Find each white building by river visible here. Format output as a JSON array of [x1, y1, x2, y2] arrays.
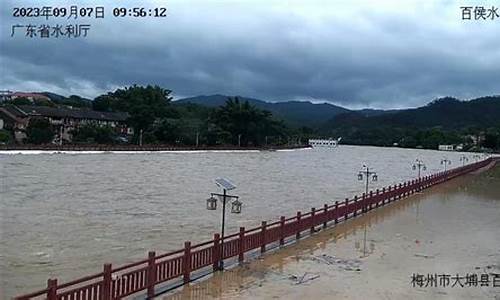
[[308, 138, 341, 148]]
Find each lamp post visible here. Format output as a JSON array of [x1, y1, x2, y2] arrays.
[[357, 165, 378, 195], [440, 158, 451, 172], [206, 178, 242, 270], [412, 159, 426, 178], [459, 155, 469, 166], [357, 165, 378, 257]]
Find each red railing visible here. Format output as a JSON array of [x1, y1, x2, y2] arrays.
[[13, 157, 498, 300]]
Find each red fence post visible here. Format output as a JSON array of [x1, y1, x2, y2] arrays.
[[239, 227, 245, 263], [369, 191, 373, 210], [47, 278, 57, 300], [353, 196, 358, 216], [384, 188, 388, 204], [261, 221, 267, 253], [147, 251, 156, 298], [280, 216, 285, 246], [310, 207, 316, 234], [213, 233, 220, 271], [344, 198, 349, 220], [183, 241, 191, 283], [323, 204, 328, 228], [335, 201, 339, 223], [296, 211, 302, 240], [375, 189, 380, 207], [102, 263, 112, 300]]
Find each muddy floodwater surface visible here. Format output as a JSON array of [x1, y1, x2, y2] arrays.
[[0, 146, 497, 298], [162, 165, 500, 300]]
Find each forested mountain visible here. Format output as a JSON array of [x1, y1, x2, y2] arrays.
[[323, 97, 500, 130], [41, 92, 93, 108], [4, 87, 499, 150], [320, 96, 500, 149], [175, 95, 350, 127]]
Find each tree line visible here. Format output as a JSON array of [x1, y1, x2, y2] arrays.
[[4, 85, 304, 146]]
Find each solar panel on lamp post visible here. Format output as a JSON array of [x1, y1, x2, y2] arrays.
[[459, 155, 469, 167], [356, 165, 378, 257], [358, 165, 378, 195], [441, 158, 451, 172], [205, 178, 241, 270], [412, 159, 426, 178]]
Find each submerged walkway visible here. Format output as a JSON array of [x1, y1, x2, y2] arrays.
[[13, 157, 498, 299], [161, 163, 500, 299]]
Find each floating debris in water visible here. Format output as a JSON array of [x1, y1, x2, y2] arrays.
[[288, 272, 320, 285], [296, 254, 362, 271], [414, 253, 435, 259]]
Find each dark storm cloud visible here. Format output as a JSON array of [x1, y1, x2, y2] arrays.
[[1, 0, 499, 108]]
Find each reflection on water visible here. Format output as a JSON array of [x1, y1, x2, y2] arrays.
[[161, 192, 427, 300], [161, 165, 500, 300], [0, 146, 492, 297]]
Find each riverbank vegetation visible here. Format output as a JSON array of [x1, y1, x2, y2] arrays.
[[90, 85, 299, 146], [2, 86, 500, 152]]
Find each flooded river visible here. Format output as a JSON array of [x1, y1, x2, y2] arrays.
[[162, 164, 500, 300], [0, 146, 492, 298]]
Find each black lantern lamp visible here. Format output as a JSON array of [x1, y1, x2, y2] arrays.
[[206, 195, 217, 210], [231, 198, 242, 214]]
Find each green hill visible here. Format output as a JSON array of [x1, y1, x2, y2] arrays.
[[320, 96, 500, 149], [175, 95, 351, 127]]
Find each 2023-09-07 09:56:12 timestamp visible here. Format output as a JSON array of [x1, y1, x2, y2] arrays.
[[113, 7, 167, 17]]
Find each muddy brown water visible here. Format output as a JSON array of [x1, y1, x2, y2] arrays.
[[0, 147, 495, 298], [161, 165, 500, 300]]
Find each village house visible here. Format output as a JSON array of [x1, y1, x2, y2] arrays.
[[0, 105, 133, 143], [0, 91, 52, 103]]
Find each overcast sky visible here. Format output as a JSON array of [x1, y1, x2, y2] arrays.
[[1, 0, 499, 109]]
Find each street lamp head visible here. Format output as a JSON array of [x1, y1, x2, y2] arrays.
[[357, 173, 363, 181], [231, 199, 242, 214], [412, 164, 416, 170], [372, 174, 378, 182], [423, 165, 427, 171], [206, 195, 217, 210]]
